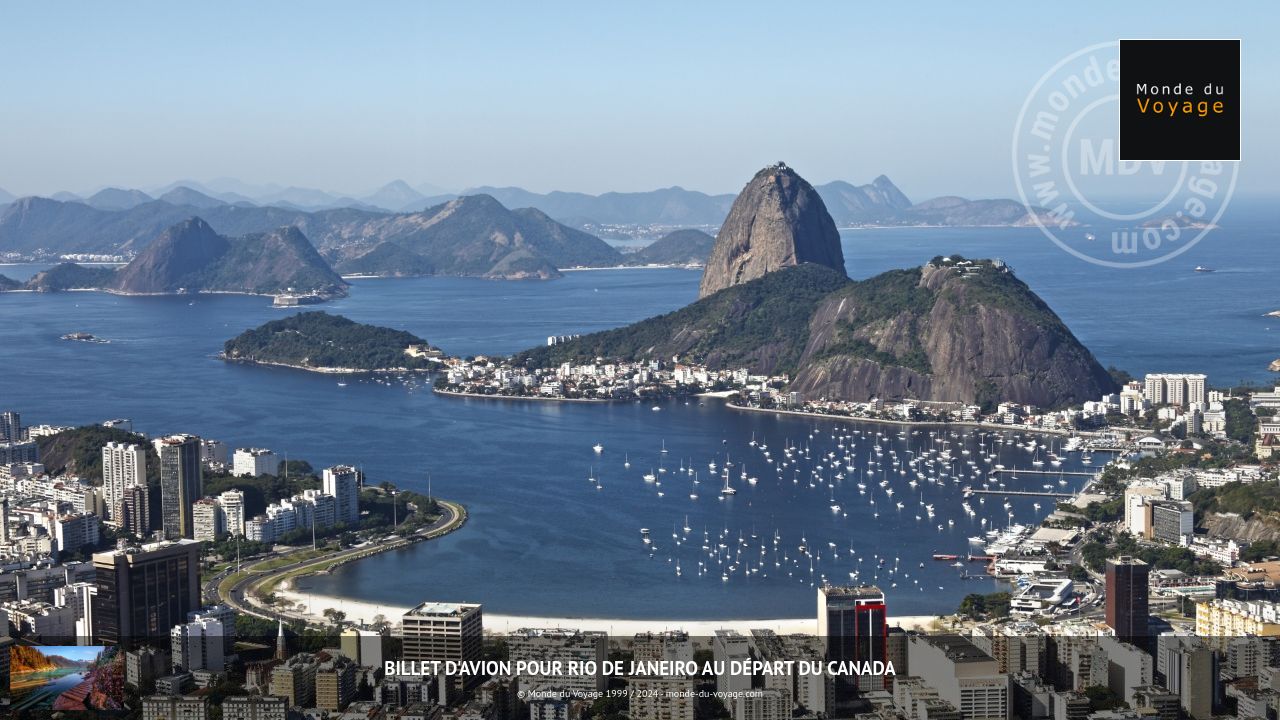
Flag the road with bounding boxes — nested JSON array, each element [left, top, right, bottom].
[[209, 499, 466, 623]]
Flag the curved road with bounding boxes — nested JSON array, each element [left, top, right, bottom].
[[212, 499, 466, 623]]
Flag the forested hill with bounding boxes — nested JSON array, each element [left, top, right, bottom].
[[222, 311, 440, 372]]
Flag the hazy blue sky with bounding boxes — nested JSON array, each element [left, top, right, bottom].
[[1, 2, 1274, 199]]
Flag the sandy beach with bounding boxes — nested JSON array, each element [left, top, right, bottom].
[[276, 587, 942, 635]]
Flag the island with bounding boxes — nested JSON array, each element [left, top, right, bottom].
[[60, 331, 109, 343], [221, 311, 443, 373]]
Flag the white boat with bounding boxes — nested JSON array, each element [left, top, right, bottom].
[[593, 443, 603, 454]]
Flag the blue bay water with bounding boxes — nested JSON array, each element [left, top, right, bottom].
[[0, 207, 1276, 619]]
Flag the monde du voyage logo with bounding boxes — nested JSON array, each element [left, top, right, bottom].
[[1013, 40, 1241, 268]]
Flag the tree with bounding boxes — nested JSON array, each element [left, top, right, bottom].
[[322, 608, 347, 627]]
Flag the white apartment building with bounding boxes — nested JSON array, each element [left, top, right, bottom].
[[322, 465, 360, 525], [192, 498, 223, 542], [102, 441, 146, 525], [1143, 373, 1207, 408], [232, 448, 277, 477], [218, 489, 245, 537]]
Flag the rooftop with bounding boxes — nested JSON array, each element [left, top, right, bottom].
[[916, 634, 995, 664], [405, 601, 481, 618]]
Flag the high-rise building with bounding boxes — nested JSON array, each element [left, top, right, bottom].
[[157, 435, 202, 539], [712, 630, 753, 695], [1151, 500, 1194, 545], [102, 441, 146, 525], [817, 584, 887, 692], [218, 490, 246, 537], [91, 540, 202, 644], [322, 465, 360, 526], [401, 601, 482, 690], [1106, 557, 1150, 642], [191, 498, 223, 542], [172, 617, 226, 672], [121, 485, 152, 537], [1143, 373, 1208, 408], [0, 410, 21, 442]]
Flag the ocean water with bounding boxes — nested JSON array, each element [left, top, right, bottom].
[[1, 203, 1276, 619]]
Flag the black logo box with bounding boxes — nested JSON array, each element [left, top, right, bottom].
[[1119, 39, 1240, 161]]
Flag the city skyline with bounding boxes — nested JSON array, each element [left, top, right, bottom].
[[1, 1, 1277, 199]]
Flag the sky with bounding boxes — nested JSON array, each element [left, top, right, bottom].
[[1, 1, 1276, 200], [35, 646, 102, 663]]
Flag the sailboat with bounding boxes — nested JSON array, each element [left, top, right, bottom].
[[720, 469, 737, 496]]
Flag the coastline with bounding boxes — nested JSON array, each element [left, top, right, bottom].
[[274, 588, 941, 635], [220, 353, 436, 375], [560, 264, 703, 272], [433, 386, 616, 403], [725, 401, 1091, 438]]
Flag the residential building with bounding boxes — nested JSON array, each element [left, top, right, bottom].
[[126, 646, 171, 692], [233, 448, 277, 478], [172, 617, 226, 672], [508, 627, 608, 694], [1151, 501, 1193, 545], [315, 654, 358, 711], [221, 695, 289, 720], [141, 694, 209, 720], [727, 688, 791, 720], [218, 489, 246, 537], [192, 498, 223, 542], [120, 485, 151, 537], [102, 441, 146, 525], [157, 435, 202, 539], [907, 634, 1009, 720], [323, 465, 360, 525], [269, 652, 320, 708], [1194, 598, 1280, 646], [712, 629, 753, 695], [629, 676, 696, 720]]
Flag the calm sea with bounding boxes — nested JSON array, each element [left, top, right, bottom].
[[1, 203, 1276, 619]]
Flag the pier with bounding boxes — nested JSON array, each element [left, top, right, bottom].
[[966, 488, 1075, 499], [993, 468, 1098, 477]]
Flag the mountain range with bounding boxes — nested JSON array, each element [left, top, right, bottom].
[[0, 173, 1058, 254], [0, 190, 624, 277], [515, 163, 1116, 409], [11, 217, 348, 296]]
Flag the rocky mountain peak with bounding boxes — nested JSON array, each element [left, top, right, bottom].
[[698, 163, 845, 298]]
